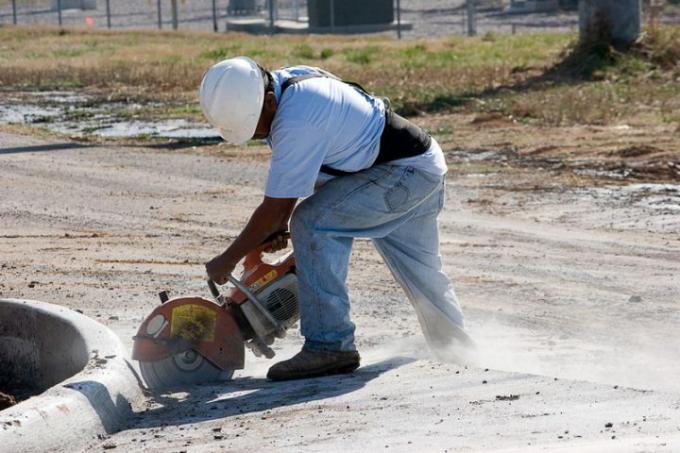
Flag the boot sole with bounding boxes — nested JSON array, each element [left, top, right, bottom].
[[268, 361, 360, 381]]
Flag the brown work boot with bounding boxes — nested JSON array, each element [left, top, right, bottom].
[[267, 348, 360, 381]]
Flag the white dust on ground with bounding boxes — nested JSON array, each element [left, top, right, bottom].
[[469, 316, 680, 393]]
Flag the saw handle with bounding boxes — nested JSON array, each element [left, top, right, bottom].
[[244, 231, 291, 268], [208, 232, 289, 297], [207, 279, 220, 298]]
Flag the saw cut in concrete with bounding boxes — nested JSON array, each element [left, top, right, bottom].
[[0, 299, 143, 453]]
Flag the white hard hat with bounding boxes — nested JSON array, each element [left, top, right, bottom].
[[199, 57, 265, 144]]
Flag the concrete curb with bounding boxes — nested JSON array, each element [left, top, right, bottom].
[[0, 299, 144, 453]]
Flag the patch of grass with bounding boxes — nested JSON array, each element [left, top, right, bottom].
[[52, 47, 87, 58], [470, 25, 680, 126], [492, 83, 624, 126], [481, 32, 498, 42], [293, 43, 316, 60], [638, 26, 680, 69], [200, 45, 242, 61], [167, 104, 202, 116], [320, 48, 334, 60], [550, 25, 680, 80], [343, 47, 380, 65], [63, 108, 94, 120], [1, 25, 678, 128], [0, 26, 569, 105]]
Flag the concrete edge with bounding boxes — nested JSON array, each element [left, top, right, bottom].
[[225, 18, 412, 35], [0, 299, 144, 453]]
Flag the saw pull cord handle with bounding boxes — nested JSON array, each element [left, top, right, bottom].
[[244, 231, 291, 269]]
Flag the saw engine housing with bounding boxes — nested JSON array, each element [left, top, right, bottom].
[[132, 243, 298, 388]]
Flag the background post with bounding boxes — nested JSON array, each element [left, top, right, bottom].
[[57, 0, 62, 27], [212, 0, 218, 32], [106, 0, 111, 28], [157, 0, 162, 29], [466, 0, 476, 36], [171, 0, 179, 30], [12, 0, 17, 25], [396, 0, 402, 40], [268, 0, 275, 34]]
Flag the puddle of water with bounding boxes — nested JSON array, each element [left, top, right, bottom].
[[449, 149, 503, 162], [590, 183, 680, 212], [574, 168, 633, 179], [0, 91, 220, 140], [51, 118, 218, 139], [0, 104, 62, 124]]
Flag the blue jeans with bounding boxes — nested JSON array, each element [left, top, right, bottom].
[[291, 164, 469, 355]]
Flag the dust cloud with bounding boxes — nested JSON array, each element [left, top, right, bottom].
[[360, 315, 680, 394], [468, 318, 680, 393]]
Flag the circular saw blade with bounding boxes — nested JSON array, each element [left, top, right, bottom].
[[140, 349, 234, 390]]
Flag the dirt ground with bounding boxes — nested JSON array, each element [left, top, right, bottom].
[[1, 122, 679, 452]]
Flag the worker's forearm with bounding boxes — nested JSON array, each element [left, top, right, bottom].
[[220, 201, 292, 266]]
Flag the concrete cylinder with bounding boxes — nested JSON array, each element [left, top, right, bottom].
[[579, 0, 641, 47], [0, 301, 89, 398]]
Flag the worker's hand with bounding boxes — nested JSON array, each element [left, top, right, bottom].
[[205, 253, 236, 286], [263, 231, 289, 253]]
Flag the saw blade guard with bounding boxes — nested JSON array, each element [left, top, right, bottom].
[[132, 296, 245, 373]]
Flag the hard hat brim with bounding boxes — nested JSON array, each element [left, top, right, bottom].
[[218, 125, 257, 145]]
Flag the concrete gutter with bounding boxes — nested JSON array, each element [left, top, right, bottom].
[[0, 299, 144, 453]]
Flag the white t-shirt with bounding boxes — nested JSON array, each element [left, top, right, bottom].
[[264, 66, 446, 199]]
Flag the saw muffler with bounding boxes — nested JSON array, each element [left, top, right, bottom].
[[132, 240, 298, 389]]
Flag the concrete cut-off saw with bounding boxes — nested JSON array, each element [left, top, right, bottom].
[[132, 238, 298, 389]]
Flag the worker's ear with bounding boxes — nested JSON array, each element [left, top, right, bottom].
[[263, 91, 277, 114]]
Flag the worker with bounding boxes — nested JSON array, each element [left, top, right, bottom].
[[202, 57, 471, 381]]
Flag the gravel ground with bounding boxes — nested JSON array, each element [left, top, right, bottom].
[[0, 0, 581, 38], [3, 1, 678, 39], [1, 128, 679, 451]]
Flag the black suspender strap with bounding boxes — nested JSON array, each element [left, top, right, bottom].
[[280, 73, 330, 94], [280, 72, 372, 98], [279, 71, 431, 177]]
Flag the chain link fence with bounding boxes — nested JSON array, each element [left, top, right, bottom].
[[0, 1, 678, 38]]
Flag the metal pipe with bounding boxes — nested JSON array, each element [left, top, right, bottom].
[[396, 0, 402, 40], [171, 0, 178, 30], [212, 0, 218, 32], [106, 0, 111, 29], [57, 0, 62, 27], [466, 0, 476, 36], [157, 0, 162, 29], [12, 0, 17, 25]]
